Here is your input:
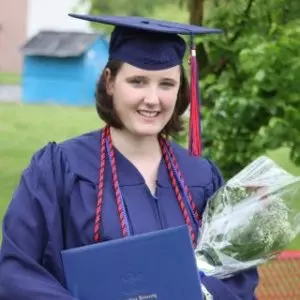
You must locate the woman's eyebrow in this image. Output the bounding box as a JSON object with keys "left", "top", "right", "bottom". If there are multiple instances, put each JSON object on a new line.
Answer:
{"left": 125, "top": 75, "right": 178, "bottom": 84}
{"left": 161, "top": 77, "right": 179, "bottom": 83}
{"left": 126, "top": 75, "right": 148, "bottom": 80}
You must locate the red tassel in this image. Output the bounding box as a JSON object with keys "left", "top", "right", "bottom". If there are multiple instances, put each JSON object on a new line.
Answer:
{"left": 188, "top": 40, "right": 202, "bottom": 156}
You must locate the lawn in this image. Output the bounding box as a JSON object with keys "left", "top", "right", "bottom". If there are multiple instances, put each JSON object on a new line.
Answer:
{"left": 0, "top": 72, "right": 21, "bottom": 85}
{"left": 0, "top": 102, "right": 300, "bottom": 249}
{"left": 0, "top": 102, "right": 101, "bottom": 233}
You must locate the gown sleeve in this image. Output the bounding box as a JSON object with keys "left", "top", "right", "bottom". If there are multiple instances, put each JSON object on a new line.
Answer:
{"left": 0, "top": 143, "right": 78, "bottom": 300}
{"left": 201, "top": 160, "right": 259, "bottom": 299}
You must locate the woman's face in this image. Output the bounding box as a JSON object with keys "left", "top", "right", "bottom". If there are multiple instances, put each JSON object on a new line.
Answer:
{"left": 106, "top": 63, "right": 181, "bottom": 137}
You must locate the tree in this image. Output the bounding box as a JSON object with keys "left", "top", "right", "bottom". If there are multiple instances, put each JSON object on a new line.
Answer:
{"left": 192, "top": 0, "right": 300, "bottom": 178}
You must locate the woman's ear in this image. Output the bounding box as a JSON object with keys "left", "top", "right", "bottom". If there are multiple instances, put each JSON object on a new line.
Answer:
{"left": 105, "top": 68, "right": 114, "bottom": 96}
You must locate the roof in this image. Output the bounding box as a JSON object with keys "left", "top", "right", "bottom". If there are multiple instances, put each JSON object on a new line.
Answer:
{"left": 21, "top": 30, "right": 106, "bottom": 57}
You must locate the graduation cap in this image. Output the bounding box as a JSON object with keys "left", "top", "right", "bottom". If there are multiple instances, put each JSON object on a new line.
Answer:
{"left": 68, "top": 14, "right": 223, "bottom": 156}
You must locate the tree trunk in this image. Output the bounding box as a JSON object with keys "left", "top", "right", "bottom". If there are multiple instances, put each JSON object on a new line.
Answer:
{"left": 188, "top": 0, "right": 204, "bottom": 25}
{"left": 187, "top": 0, "right": 208, "bottom": 76}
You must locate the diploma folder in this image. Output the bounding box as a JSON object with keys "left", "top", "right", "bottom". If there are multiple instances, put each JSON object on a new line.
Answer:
{"left": 61, "top": 225, "right": 203, "bottom": 300}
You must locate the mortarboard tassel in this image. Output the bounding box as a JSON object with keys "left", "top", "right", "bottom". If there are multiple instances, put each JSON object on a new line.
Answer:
{"left": 188, "top": 35, "right": 202, "bottom": 156}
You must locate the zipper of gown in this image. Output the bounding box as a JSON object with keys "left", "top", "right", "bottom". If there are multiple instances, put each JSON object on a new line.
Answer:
{"left": 153, "top": 197, "right": 163, "bottom": 229}
{"left": 152, "top": 184, "right": 163, "bottom": 230}
{"left": 145, "top": 183, "right": 164, "bottom": 229}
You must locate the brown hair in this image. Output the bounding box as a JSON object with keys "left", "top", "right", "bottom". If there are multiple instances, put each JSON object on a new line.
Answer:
{"left": 95, "top": 60, "right": 189, "bottom": 137}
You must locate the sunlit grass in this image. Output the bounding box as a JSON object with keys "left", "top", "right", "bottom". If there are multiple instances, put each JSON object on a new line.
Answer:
{"left": 0, "top": 72, "right": 21, "bottom": 85}
{"left": 0, "top": 102, "right": 101, "bottom": 234}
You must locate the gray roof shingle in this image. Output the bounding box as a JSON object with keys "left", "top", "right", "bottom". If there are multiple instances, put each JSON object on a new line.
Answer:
{"left": 21, "top": 31, "right": 106, "bottom": 57}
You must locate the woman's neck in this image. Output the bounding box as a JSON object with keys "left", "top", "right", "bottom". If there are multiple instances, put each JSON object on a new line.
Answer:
{"left": 109, "top": 127, "right": 161, "bottom": 161}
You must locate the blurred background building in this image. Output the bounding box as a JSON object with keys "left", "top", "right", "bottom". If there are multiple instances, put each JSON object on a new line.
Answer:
{"left": 0, "top": 0, "right": 90, "bottom": 74}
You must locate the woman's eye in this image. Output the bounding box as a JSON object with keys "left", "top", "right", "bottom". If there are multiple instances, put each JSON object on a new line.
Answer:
{"left": 161, "top": 82, "right": 175, "bottom": 88}
{"left": 129, "top": 79, "right": 145, "bottom": 86}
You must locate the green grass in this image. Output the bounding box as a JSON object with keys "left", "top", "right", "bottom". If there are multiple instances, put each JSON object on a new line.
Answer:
{"left": 267, "top": 148, "right": 300, "bottom": 250}
{"left": 0, "top": 72, "right": 21, "bottom": 85}
{"left": 0, "top": 102, "right": 300, "bottom": 250}
{"left": 0, "top": 102, "right": 101, "bottom": 233}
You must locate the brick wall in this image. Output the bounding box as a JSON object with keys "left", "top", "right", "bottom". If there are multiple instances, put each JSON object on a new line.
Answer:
{"left": 0, "top": 0, "right": 28, "bottom": 73}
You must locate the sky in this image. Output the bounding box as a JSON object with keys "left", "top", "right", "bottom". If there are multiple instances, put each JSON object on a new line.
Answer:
{"left": 26, "top": 0, "right": 91, "bottom": 38}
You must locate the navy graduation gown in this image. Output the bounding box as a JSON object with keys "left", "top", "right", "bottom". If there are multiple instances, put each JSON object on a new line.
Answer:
{"left": 0, "top": 129, "right": 258, "bottom": 299}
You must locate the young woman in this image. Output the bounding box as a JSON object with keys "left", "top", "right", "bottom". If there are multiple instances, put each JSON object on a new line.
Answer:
{"left": 0, "top": 14, "right": 259, "bottom": 299}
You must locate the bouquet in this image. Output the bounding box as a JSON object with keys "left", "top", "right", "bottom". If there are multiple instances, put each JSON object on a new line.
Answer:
{"left": 195, "top": 156, "right": 300, "bottom": 280}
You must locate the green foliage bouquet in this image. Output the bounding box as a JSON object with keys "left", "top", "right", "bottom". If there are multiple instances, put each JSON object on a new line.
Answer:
{"left": 195, "top": 156, "right": 300, "bottom": 279}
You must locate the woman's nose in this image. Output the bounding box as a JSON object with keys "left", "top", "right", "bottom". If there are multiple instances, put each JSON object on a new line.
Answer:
{"left": 143, "top": 88, "right": 159, "bottom": 105}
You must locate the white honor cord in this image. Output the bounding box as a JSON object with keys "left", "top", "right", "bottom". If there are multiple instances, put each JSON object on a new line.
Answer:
{"left": 201, "top": 283, "right": 213, "bottom": 300}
